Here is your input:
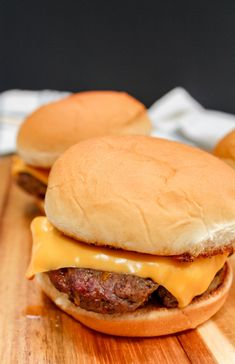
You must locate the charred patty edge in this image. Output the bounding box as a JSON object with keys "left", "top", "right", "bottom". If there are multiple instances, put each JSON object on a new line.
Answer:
{"left": 16, "top": 172, "right": 47, "bottom": 198}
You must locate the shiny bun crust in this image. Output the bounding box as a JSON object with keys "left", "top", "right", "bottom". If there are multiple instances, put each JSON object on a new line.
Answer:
{"left": 36, "top": 262, "right": 232, "bottom": 337}
{"left": 45, "top": 136, "right": 235, "bottom": 256}
{"left": 17, "top": 91, "right": 151, "bottom": 168}
{"left": 214, "top": 130, "right": 235, "bottom": 167}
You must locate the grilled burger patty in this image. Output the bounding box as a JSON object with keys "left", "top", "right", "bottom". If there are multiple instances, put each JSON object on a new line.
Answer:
{"left": 48, "top": 265, "right": 226, "bottom": 314}
{"left": 16, "top": 172, "right": 47, "bottom": 199}
{"left": 48, "top": 269, "right": 158, "bottom": 314}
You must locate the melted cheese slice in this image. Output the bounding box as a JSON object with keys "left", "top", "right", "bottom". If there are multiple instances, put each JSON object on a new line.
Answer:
{"left": 12, "top": 156, "right": 49, "bottom": 185}
{"left": 27, "top": 217, "right": 228, "bottom": 308}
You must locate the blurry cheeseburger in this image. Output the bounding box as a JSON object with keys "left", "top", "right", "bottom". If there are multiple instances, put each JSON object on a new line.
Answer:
{"left": 13, "top": 91, "right": 151, "bottom": 208}
{"left": 214, "top": 129, "right": 235, "bottom": 169}
{"left": 27, "top": 136, "right": 235, "bottom": 336}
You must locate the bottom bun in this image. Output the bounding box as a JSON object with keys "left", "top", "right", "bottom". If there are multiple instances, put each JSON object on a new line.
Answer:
{"left": 36, "top": 262, "right": 232, "bottom": 337}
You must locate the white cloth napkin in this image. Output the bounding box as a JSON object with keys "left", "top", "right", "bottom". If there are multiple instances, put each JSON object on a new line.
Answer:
{"left": 1, "top": 87, "right": 235, "bottom": 155}
{"left": 148, "top": 87, "right": 235, "bottom": 150}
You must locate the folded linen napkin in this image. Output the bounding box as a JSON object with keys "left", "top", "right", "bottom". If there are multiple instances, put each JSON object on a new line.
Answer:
{"left": 148, "top": 87, "right": 235, "bottom": 150}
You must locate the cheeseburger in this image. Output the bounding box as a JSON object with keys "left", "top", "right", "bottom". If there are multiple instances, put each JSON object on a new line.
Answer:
{"left": 13, "top": 91, "right": 151, "bottom": 209}
{"left": 27, "top": 136, "right": 235, "bottom": 336}
{"left": 214, "top": 129, "right": 235, "bottom": 169}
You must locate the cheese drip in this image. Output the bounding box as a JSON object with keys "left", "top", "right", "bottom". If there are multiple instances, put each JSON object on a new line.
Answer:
{"left": 12, "top": 156, "right": 49, "bottom": 185}
{"left": 27, "top": 217, "right": 228, "bottom": 308}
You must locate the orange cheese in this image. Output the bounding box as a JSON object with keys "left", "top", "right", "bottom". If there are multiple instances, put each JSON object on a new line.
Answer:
{"left": 27, "top": 217, "right": 228, "bottom": 308}
{"left": 12, "top": 156, "right": 49, "bottom": 185}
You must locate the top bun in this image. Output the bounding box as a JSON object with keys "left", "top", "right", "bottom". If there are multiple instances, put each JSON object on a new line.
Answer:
{"left": 214, "top": 130, "right": 235, "bottom": 168}
{"left": 17, "top": 91, "right": 151, "bottom": 168}
{"left": 45, "top": 136, "right": 235, "bottom": 257}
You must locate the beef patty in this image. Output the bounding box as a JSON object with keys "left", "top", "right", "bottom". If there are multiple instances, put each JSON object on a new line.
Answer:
{"left": 48, "top": 265, "right": 226, "bottom": 314}
{"left": 16, "top": 172, "right": 47, "bottom": 199}
{"left": 48, "top": 269, "right": 158, "bottom": 314}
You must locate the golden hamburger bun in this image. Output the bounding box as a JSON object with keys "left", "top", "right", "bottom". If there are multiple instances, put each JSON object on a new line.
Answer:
{"left": 45, "top": 136, "right": 235, "bottom": 257}
{"left": 17, "top": 91, "right": 151, "bottom": 168}
{"left": 214, "top": 130, "right": 235, "bottom": 168}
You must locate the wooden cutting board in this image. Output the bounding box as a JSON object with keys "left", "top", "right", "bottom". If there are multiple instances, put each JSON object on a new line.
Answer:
{"left": 1, "top": 156, "right": 235, "bottom": 364}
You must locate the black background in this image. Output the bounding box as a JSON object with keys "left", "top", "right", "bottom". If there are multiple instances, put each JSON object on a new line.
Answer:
{"left": 0, "top": 0, "right": 234, "bottom": 112}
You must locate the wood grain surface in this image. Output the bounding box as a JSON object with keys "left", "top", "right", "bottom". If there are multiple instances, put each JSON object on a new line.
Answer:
{"left": 0, "top": 156, "right": 235, "bottom": 364}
